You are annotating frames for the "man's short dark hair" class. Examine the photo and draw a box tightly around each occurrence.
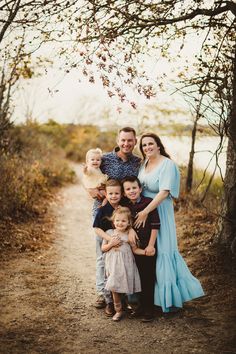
[121,175,142,188]
[118,127,136,137]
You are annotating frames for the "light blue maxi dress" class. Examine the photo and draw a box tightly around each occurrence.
[138,158,204,313]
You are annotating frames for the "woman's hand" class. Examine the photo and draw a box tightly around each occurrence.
[134,210,148,228]
[145,245,155,256]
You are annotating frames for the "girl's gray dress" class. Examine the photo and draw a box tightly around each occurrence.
[104,230,141,294]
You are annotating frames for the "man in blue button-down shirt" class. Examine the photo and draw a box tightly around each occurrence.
[100,127,141,180]
[91,127,141,312]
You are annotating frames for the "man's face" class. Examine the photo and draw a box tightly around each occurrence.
[105,186,122,206]
[123,181,142,203]
[117,131,137,155]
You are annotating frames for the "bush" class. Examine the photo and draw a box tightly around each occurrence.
[0,154,46,216]
[0,122,75,219]
[63,125,116,162]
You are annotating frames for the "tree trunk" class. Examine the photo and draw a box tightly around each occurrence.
[186,116,198,192]
[218,47,236,254]
[218,139,236,253]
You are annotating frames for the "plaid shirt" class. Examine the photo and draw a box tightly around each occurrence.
[125,195,160,249]
[100,148,141,180]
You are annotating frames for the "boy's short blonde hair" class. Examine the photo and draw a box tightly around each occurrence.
[111,206,132,230]
[86,148,103,163]
[105,179,122,191]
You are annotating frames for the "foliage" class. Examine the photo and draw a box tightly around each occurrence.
[0,122,75,219]
[38,120,117,161]
[61,1,235,108]
[180,165,223,205]
[0,120,121,219]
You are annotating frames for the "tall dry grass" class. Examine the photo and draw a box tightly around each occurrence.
[0,121,75,219]
[179,165,223,214]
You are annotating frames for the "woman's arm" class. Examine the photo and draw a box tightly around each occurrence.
[134,190,169,228]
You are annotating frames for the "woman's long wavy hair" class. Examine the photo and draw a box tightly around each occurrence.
[139,133,171,160]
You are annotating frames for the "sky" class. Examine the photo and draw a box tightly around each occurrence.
[12,32,205,128]
[14,69,192,128]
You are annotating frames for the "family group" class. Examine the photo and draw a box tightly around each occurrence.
[82,127,204,323]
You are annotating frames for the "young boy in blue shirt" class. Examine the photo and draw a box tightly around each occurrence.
[122,175,160,322]
[93,179,123,316]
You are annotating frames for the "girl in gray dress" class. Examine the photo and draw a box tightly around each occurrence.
[102,207,145,321]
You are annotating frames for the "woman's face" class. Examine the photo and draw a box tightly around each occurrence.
[141,137,160,158]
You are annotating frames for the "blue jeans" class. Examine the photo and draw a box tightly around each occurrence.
[95,235,105,295]
[93,199,112,304]
[95,235,112,304]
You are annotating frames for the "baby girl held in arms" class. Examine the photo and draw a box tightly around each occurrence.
[82,148,108,208]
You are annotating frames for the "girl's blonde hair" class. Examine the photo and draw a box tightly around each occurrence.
[86,148,103,163]
[111,206,132,231]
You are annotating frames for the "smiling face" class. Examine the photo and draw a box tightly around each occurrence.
[117,131,137,156]
[123,180,142,203]
[86,152,102,169]
[105,186,122,207]
[113,213,130,232]
[141,136,160,159]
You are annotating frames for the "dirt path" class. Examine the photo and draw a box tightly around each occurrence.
[0,164,235,354]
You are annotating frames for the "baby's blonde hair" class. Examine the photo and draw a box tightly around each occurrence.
[86,148,103,163]
[111,206,132,231]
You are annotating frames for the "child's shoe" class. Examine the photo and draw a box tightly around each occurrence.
[104,302,115,317]
[113,302,123,321]
[141,312,154,323]
[94,295,106,309]
[112,311,123,321]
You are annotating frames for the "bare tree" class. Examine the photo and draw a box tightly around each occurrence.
[71,0,236,252]
[0,0,77,147]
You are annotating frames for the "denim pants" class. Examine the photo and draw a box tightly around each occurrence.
[95,235,105,295]
[95,235,112,304]
[93,199,112,304]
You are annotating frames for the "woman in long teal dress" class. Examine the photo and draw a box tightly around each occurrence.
[135,133,204,313]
